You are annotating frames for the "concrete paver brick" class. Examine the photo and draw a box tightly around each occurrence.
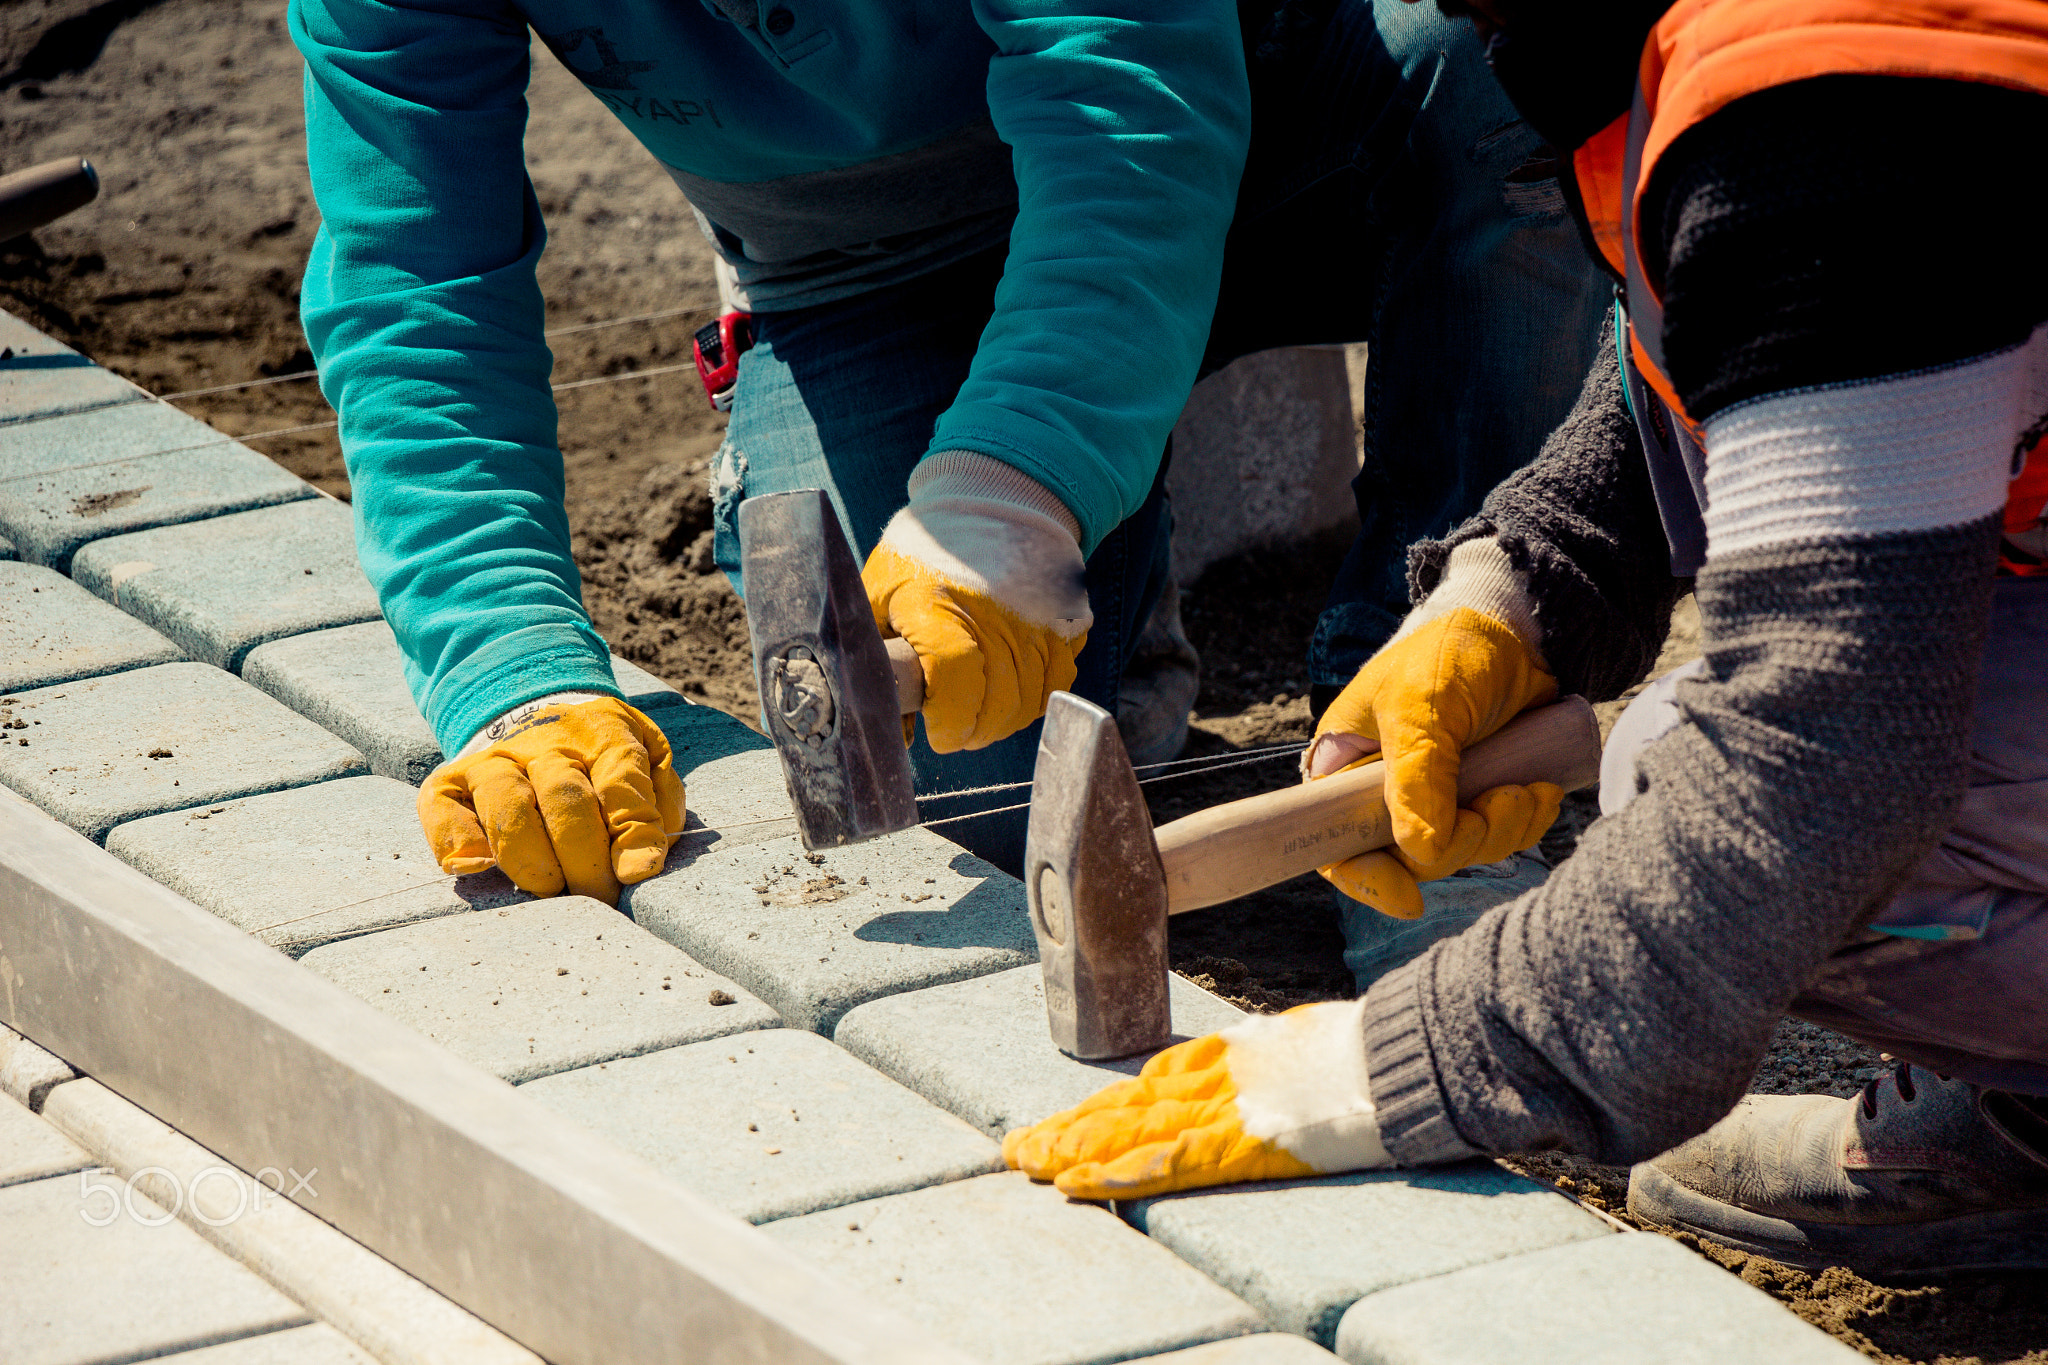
[243,618,709,785]
[765,1171,1264,1365]
[1127,1166,1611,1345]
[626,831,1038,1034]
[836,965,1246,1139]
[0,663,368,843]
[519,1027,1002,1224]
[2,560,183,694]
[2,533,15,560]
[106,775,526,955]
[0,1092,90,1189]
[40,1078,543,1365]
[1139,1337,1344,1364]
[0,1024,78,1111]
[0,400,315,571]
[299,896,779,1083]
[1333,1231,1866,1365]
[0,1173,311,1365]
[0,310,149,424]
[159,1324,380,1364]
[71,498,381,671]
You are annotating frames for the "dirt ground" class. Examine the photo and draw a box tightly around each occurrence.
[4,4,2043,1359]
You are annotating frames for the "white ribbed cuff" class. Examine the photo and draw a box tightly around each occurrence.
[908,450,1082,543]
[1703,323,2047,559]
[1393,538,1542,654]
[456,691,610,760]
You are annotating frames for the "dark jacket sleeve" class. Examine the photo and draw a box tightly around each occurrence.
[1406,319,1689,702]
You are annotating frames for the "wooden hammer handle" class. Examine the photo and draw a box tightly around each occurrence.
[1153,696,1602,915]
[885,636,925,714]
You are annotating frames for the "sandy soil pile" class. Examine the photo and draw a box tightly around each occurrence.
[4,5,2042,1359]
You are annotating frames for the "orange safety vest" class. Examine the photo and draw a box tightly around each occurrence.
[1570,0,2048,574]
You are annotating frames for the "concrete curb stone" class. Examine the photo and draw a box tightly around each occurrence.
[40,1078,544,1365]
[159,1324,381,1364]
[0,401,315,572]
[299,896,780,1083]
[0,663,368,843]
[1126,1167,1611,1346]
[105,775,527,956]
[0,310,149,424]
[0,1092,91,1189]
[835,964,1246,1139]
[518,1027,1003,1224]
[0,560,184,691]
[0,1171,312,1365]
[1332,1232,1867,1365]
[626,829,1038,1035]
[242,618,713,785]
[763,1170,1265,1365]
[71,498,382,672]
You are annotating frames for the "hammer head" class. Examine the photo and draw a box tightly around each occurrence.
[738,489,918,850]
[1024,692,1171,1060]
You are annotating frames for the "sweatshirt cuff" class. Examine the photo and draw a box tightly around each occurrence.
[909,450,1083,544]
[421,622,623,758]
[1362,957,1483,1166]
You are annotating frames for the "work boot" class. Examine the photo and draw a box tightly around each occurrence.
[1117,576,1200,766]
[1628,1062,2048,1273]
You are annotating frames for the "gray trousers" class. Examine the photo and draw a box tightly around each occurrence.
[1602,576,2048,1095]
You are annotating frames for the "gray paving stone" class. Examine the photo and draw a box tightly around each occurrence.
[105,774,527,955]
[0,1024,78,1112]
[160,1324,380,1365]
[71,498,381,672]
[0,1092,90,1189]
[0,560,183,691]
[625,829,1038,1034]
[836,964,1247,1139]
[1333,1232,1865,1365]
[0,1173,311,1365]
[765,1171,1264,1365]
[1140,1338,1343,1364]
[519,1027,1002,1223]
[242,618,703,785]
[0,400,315,571]
[1127,1166,1611,1345]
[0,309,149,424]
[299,896,779,1083]
[0,663,368,843]
[2,533,15,560]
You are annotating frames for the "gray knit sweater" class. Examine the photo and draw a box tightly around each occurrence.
[1358,77,2036,1165]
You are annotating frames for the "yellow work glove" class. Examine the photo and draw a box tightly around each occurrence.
[864,452,1092,753]
[1306,604,1561,920]
[1005,999,1390,1201]
[419,695,683,906]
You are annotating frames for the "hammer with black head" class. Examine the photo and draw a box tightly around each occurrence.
[738,489,928,849]
[1024,692,1604,1059]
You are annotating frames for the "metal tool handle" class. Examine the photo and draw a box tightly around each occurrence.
[0,158,100,243]
[885,636,924,714]
[1152,696,1602,915]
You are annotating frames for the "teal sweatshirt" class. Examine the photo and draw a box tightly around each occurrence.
[291,0,1250,755]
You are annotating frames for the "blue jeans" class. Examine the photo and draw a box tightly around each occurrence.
[711,0,1607,879]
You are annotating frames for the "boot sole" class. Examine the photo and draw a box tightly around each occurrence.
[1627,1163,2048,1275]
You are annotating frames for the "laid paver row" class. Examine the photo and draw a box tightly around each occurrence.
[0,305,1861,1365]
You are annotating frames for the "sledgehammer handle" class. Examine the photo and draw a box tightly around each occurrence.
[1154,696,1602,915]
[885,637,925,713]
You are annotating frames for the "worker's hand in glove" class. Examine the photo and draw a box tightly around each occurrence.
[418,695,683,906]
[1304,543,1562,920]
[1005,999,1391,1200]
[863,452,1092,753]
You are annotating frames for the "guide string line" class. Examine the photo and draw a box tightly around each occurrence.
[247,743,1311,935]
[154,305,713,401]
